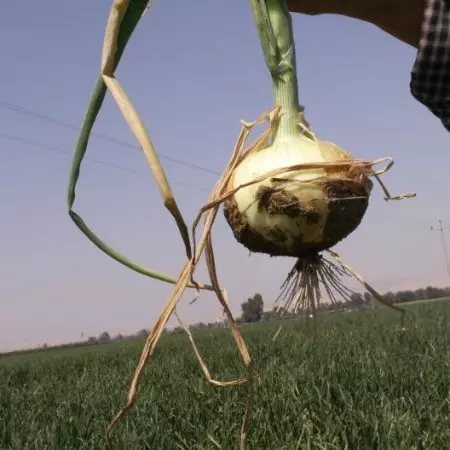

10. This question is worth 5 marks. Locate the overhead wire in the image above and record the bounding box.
[0,132,210,193]
[0,99,221,176]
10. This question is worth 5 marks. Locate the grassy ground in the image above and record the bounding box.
[401,296,450,306]
[1,301,450,449]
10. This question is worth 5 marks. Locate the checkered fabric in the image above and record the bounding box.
[410,0,450,131]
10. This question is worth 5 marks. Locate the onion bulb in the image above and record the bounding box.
[223,0,373,259]
[224,132,372,258]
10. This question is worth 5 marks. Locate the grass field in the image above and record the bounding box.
[1,301,450,450]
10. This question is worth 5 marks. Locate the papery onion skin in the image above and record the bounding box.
[223,137,373,258]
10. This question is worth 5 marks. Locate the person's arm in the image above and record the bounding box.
[287,0,450,132]
[285,0,425,48]
[410,0,450,131]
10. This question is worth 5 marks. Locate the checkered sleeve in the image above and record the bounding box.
[410,0,450,131]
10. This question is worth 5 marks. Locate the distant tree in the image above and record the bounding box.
[241,293,264,323]
[396,290,416,303]
[415,288,426,300]
[136,329,148,338]
[87,336,98,345]
[425,286,443,300]
[98,331,110,344]
[349,293,364,306]
[383,291,396,304]
[115,334,124,341]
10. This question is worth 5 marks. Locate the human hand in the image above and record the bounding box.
[285,0,425,48]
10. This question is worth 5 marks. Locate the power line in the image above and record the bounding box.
[0,100,221,176]
[0,133,141,174]
[430,219,450,277]
[0,132,210,193]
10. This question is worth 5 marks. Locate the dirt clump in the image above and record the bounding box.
[223,179,371,258]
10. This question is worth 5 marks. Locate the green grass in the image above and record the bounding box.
[1,301,450,449]
[401,296,450,306]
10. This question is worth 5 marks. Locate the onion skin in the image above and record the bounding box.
[223,138,373,258]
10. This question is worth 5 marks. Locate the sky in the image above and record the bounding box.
[1,1,450,352]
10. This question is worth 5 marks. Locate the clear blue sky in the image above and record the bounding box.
[1,2,449,351]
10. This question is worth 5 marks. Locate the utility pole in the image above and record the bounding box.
[430,220,450,277]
